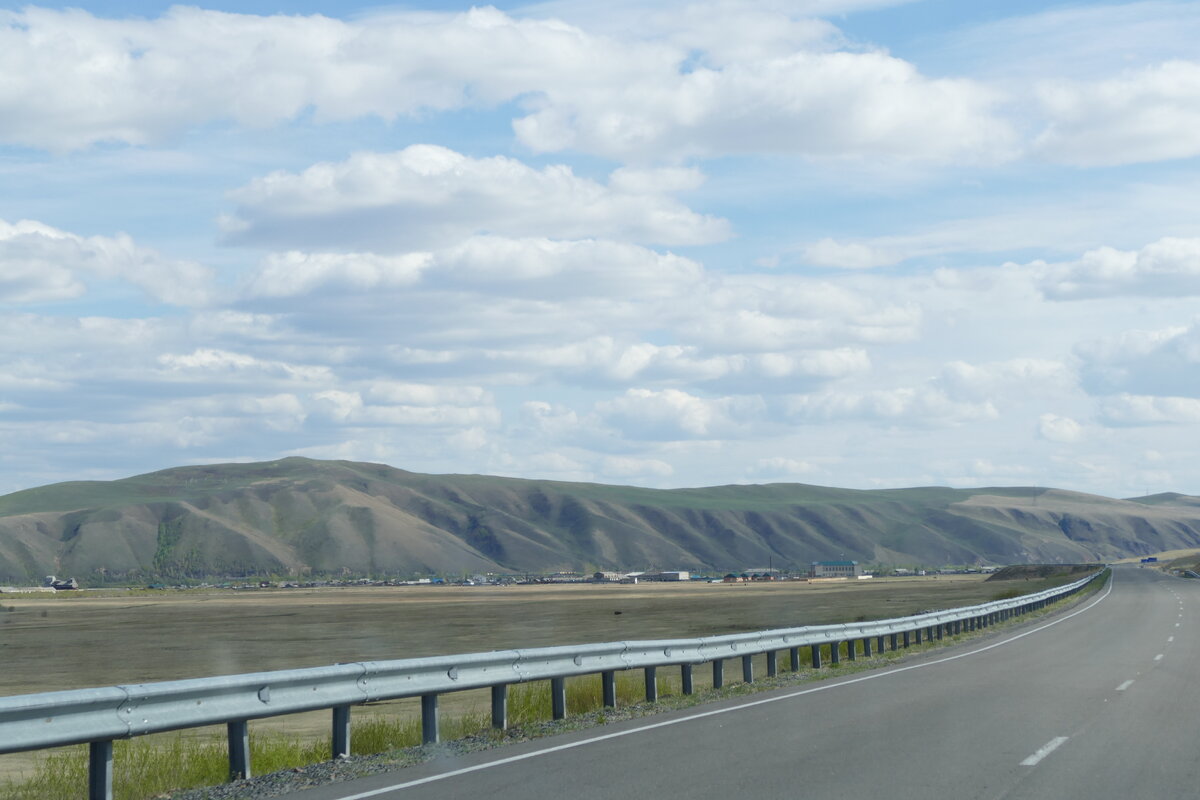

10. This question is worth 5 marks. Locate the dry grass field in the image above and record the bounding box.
[1,573,1062,783]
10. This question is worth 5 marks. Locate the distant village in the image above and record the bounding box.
[0,562,1003,593]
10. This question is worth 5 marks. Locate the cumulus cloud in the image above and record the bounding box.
[1098,394,1200,426]
[1076,323,1200,397]
[0,218,213,306]
[936,359,1072,402]
[0,6,654,150]
[1035,238,1200,299]
[1037,413,1083,443]
[1035,60,1200,166]
[223,146,730,251]
[0,6,1011,164]
[595,388,764,439]
[786,386,998,426]
[158,349,333,384]
[514,50,1013,162]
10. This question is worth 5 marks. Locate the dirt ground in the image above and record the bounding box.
[1,575,1013,779]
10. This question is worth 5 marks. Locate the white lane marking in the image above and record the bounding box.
[1154,653,1164,661]
[1116,680,1134,691]
[1021,736,1069,766]
[325,575,1116,800]
[1168,636,1175,643]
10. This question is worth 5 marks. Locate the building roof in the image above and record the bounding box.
[812,560,858,566]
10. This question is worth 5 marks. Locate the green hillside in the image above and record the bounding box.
[1,458,1197,584]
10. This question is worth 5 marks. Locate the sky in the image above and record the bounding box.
[1,0,1199,498]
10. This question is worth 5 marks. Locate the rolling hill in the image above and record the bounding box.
[0,457,1197,583]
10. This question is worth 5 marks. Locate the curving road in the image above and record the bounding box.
[284,565,1197,800]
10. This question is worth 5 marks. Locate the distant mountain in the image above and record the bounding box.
[0,457,1196,583]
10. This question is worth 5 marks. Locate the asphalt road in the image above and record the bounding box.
[285,565,1197,800]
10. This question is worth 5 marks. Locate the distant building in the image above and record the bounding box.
[645,571,690,582]
[810,560,861,578]
[742,568,782,581]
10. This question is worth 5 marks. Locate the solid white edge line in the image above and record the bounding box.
[1020,736,1069,766]
[325,573,1114,800]
[1115,679,1133,691]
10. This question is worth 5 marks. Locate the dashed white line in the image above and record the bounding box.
[1154,653,1164,662]
[1176,623,1181,627]
[1021,737,1069,766]
[1116,679,1134,691]
[1168,636,1175,643]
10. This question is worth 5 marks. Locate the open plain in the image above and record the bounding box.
[0,573,1069,783]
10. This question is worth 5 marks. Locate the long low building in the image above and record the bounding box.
[810,560,862,578]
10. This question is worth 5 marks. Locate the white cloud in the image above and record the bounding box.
[224,146,730,251]
[0,6,1010,165]
[158,349,333,384]
[803,238,899,269]
[1037,413,1083,443]
[786,386,998,426]
[514,49,1014,162]
[1099,394,1200,426]
[0,218,213,306]
[1035,60,1200,166]
[1076,323,1200,397]
[936,359,1072,402]
[244,251,430,297]
[1035,238,1200,300]
[749,456,818,479]
[0,6,659,150]
[595,388,763,439]
[599,455,674,479]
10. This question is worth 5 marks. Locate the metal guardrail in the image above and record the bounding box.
[0,571,1102,799]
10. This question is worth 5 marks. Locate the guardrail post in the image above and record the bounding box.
[713,659,725,688]
[602,670,617,707]
[889,633,899,650]
[863,636,872,656]
[228,720,251,780]
[790,646,800,671]
[846,639,856,661]
[903,631,911,648]
[681,664,694,694]
[88,740,113,800]
[332,706,351,760]
[551,677,567,720]
[421,694,439,744]
[810,644,821,669]
[645,667,658,702]
[830,642,840,664]
[742,654,754,683]
[491,684,508,729]
[936,624,944,640]
[766,650,778,677]
[877,634,885,652]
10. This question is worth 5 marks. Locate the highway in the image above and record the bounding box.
[284,565,1196,800]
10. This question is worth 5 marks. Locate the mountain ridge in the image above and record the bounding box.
[1,457,1196,583]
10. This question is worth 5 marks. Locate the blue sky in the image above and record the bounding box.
[2,0,1200,498]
